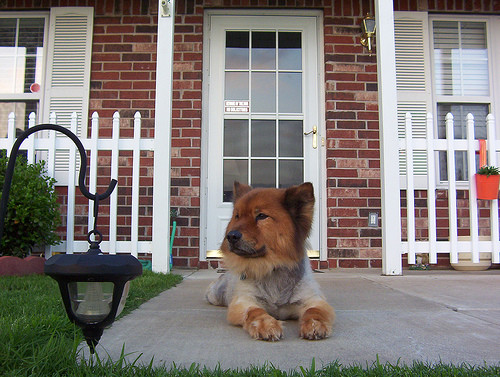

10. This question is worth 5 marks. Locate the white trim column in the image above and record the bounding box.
[375,0,403,275]
[152,0,175,273]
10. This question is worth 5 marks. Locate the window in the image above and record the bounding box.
[394,12,500,188]
[432,19,492,182]
[0,8,93,185]
[0,15,47,136]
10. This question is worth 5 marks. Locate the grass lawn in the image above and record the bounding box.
[0,270,498,376]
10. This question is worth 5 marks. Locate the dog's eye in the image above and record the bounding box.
[256,213,268,221]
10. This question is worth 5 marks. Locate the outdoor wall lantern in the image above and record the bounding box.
[360,14,376,55]
[0,124,142,354]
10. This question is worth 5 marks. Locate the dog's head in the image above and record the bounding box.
[220,182,315,278]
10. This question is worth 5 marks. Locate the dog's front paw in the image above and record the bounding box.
[299,306,334,340]
[300,318,331,340]
[244,307,283,341]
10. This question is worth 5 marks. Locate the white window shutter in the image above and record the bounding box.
[43,7,93,183]
[394,11,431,189]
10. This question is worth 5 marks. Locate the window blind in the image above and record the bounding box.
[433,21,489,96]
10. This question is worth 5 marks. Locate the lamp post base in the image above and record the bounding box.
[83,326,104,354]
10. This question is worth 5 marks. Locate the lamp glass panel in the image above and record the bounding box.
[68,281,114,324]
[364,18,376,34]
[116,281,130,318]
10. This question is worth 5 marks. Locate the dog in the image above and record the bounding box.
[205,182,335,341]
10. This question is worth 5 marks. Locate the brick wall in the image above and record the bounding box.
[4,0,498,268]
[171,0,382,269]
[3,0,159,249]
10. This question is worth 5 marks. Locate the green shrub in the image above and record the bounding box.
[0,155,61,258]
[477,165,500,176]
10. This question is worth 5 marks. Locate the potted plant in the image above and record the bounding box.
[475,165,500,200]
[0,155,61,275]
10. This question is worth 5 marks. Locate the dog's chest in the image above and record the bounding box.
[254,266,304,307]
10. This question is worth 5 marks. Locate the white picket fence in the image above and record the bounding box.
[400,112,500,265]
[0,111,155,258]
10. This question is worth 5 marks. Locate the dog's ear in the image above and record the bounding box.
[233,181,252,202]
[284,182,315,238]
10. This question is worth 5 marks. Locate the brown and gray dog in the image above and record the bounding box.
[206,182,335,341]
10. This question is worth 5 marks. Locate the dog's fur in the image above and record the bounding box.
[205,182,335,341]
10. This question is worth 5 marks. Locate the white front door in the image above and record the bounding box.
[202,13,323,257]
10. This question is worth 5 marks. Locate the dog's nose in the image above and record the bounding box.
[226,230,242,244]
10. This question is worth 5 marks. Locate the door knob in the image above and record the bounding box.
[304,126,317,149]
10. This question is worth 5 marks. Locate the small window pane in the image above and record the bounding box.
[437,103,487,182]
[224,160,248,202]
[278,32,301,70]
[278,72,302,113]
[0,18,45,94]
[0,19,16,47]
[279,160,303,188]
[252,32,275,70]
[225,72,249,100]
[251,159,275,188]
[226,31,249,69]
[438,151,476,182]
[251,120,275,157]
[224,119,248,157]
[433,21,488,96]
[0,101,38,137]
[279,120,303,157]
[18,18,44,49]
[437,103,488,140]
[251,72,275,112]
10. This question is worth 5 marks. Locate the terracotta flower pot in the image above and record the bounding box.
[475,173,500,200]
[0,256,45,276]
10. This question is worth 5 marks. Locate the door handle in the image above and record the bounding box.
[304,126,317,149]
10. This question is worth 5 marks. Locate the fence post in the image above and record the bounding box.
[405,112,416,264]
[109,112,120,255]
[466,114,480,263]
[27,112,36,164]
[446,113,458,264]
[487,114,499,263]
[131,112,141,258]
[426,113,438,264]
[65,112,79,254]
[88,112,99,238]
[7,113,15,156]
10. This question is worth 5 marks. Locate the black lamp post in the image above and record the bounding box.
[0,124,142,354]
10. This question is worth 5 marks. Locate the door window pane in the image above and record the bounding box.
[225,72,249,100]
[226,31,249,69]
[221,28,306,200]
[278,72,302,113]
[252,31,275,70]
[224,160,248,202]
[278,32,301,70]
[224,119,248,157]
[279,160,303,188]
[433,21,488,96]
[279,120,303,157]
[251,72,275,112]
[251,159,275,188]
[251,120,275,157]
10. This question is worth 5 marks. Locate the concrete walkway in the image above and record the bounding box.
[87,269,500,370]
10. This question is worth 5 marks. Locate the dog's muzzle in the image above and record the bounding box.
[226,230,266,258]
